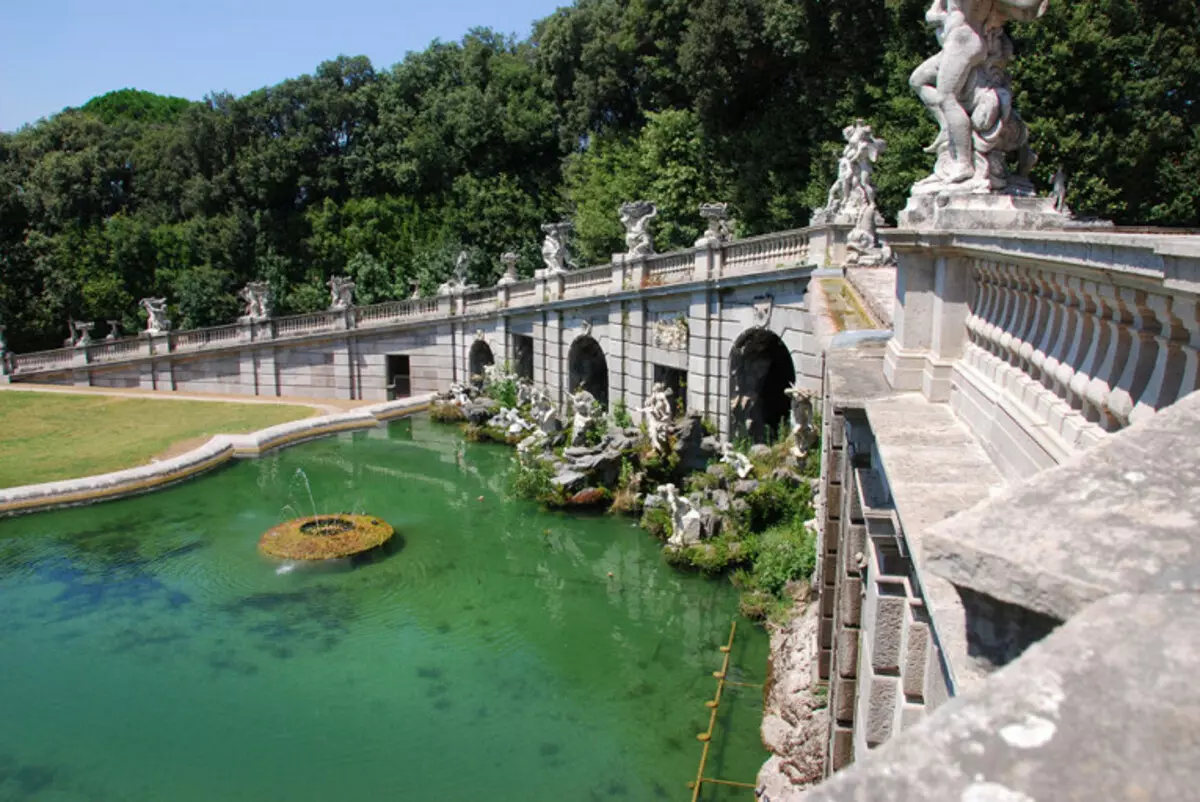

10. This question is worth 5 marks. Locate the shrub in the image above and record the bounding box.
[742,478,812,533]
[752,520,817,597]
[640,503,672,541]
[509,456,556,501]
[612,398,633,428]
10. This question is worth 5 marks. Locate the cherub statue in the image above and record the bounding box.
[619,201,658,258]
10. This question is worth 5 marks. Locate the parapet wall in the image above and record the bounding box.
[789,225,1200,801]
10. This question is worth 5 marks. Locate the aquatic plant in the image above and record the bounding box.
[258,515,395,560]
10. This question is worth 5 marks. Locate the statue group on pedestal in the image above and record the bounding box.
[239,282,273,322]
[619,201,658,258]
[438,252,478,296]
[909,0,1047,196]
[328,276,356,310]
[140,298,170,336]
[695,203,735,247]
[813,120,888,227]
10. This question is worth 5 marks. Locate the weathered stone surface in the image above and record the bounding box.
[796,593,1200,802]
[924,389,1200,622]
[549,469,586,491]
[733,479,760,497]
[674,414,714,473]
[757,599,830,799]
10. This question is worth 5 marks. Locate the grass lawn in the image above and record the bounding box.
[0,391,313,489]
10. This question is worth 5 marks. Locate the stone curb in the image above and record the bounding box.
[0,393,435,517]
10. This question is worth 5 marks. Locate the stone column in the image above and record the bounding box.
[924,255,975,402]
[883,248,937,392]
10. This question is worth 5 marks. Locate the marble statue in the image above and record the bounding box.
[409,280,422,300]
[539,223,572,276]
[140,298,170,335]
[239,281,274,322]
[447,382,471,406]
[569,388,601,447]
[497,252,520,286]
[845,204,896,267]
[1050,168,1069,214]
[530,388,563,436]
[489,407,533,437]
[619,201,658,258]
[328,276,356,310]
[661,484,704,548]
[105,320,122,341]
[909,0,1047,197]
[639,383,674,455]
[813,120,887,226]
[720,443,754,480]
[785,382,820,459]
[71,321,94,348]
[695,203,735,247]
[516,378,534,408]
[438,252,478,295]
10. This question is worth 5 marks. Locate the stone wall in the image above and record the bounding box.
[13,258,823,440]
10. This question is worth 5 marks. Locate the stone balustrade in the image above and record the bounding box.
[882,229,1200,477]
[8,226,817,378]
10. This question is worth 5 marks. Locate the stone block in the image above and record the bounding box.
[871,594,906,675]
[864,676,897,747]
[830,728,854,772]
[833,677,857,724]
[840,577,863,627]
[836,631,860,679]
[902,621,929,702]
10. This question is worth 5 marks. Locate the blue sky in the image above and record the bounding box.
[0,0,568,131]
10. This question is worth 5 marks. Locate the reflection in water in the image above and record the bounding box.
[0,416,768,802]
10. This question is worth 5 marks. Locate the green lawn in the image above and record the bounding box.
[0,392,313,489]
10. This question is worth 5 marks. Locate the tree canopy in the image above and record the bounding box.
[1,0,1196,350]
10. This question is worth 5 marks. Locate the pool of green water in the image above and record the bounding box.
[0,415,768,801]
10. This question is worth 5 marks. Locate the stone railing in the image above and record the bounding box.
[507,279,538,305]
[173,323,244,352]
[962,258,1199,446]
[274,310,341,337]
[88,337,146,364]
[562,264,613,298]
[11,347,77,374]
[884,229,1200,476]
[354,298,432,327]
[643,250,696,286]
[463,287,498,314]
[8,225,819,376]
[724,230,811,275]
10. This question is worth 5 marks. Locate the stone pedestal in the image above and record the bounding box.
[899,192,1079,231]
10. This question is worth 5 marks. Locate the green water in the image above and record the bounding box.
[0,416,768,802]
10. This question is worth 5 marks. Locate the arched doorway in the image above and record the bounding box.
[729,329,796,444]
[568,336,609,408]
[468,340,494,386]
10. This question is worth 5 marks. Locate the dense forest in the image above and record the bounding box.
[1,0,1196,351]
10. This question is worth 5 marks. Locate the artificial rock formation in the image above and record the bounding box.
[620,201,658,258]
[140,298,170,335]
[328,276,356,310]
[238,282,274,322]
